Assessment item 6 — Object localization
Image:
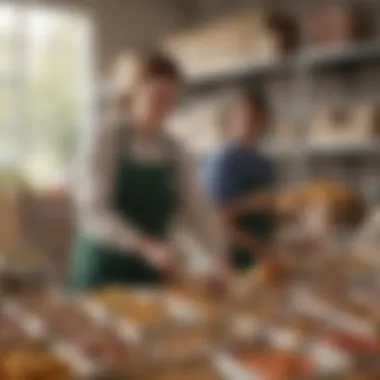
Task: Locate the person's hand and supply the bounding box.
[140,240,173,267]
[140,240,182,278]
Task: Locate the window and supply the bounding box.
[0,3,93,187]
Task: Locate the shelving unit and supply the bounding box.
[183,34,380,201]
[186,40,380,96]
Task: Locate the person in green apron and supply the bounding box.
[203,88,276,272]
[70,52,227,292]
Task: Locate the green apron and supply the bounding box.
[231,183,274,272]
[69,128,178,292]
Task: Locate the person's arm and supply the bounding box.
[74,118,170,266]
[208,154,269,257]
[174,144,228,270]
[222,160,277,219]
[222,189,276,218]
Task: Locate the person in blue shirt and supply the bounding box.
[203,88,276,272]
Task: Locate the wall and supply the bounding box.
[20,0,195,77]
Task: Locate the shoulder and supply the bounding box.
[212,143,243,170]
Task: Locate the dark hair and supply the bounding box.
[240,87,269,124]
[135,51,183,83]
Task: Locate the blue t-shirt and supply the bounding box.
[203,142,275,207]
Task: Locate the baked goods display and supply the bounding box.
[277,182,367,237]
[0,289,142,379]
[1,214,380,379]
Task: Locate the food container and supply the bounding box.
[215,344,315,380]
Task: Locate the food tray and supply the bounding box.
[2,291,144,379]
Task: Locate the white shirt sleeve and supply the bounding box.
[174,141,227,257]
[74,118,144,253]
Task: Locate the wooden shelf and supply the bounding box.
[186,40,380,96]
